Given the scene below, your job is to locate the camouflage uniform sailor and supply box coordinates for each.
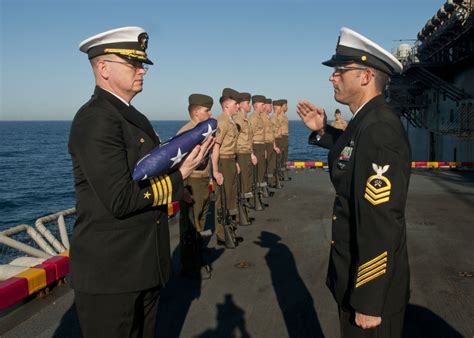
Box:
[234,92,257,207]
[297,27,410,337]
[272,100,284,182]
[249,95,268,196]
[176,94,213,276]
[280,99,290,180]
[263,98,279,187]
[211,88,242,247]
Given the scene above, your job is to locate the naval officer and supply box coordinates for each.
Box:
[69,27,213,337]
[297,27,411,337]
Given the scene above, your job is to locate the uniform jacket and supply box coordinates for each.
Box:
[263,113,274,144]
[234,110,254,154]
[309,95,411,316]
[281,115,289,136]
[68,87,184,294]
[215,113,238,157]
[249,112,265,144]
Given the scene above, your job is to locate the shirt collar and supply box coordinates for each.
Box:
[100,87,130,106]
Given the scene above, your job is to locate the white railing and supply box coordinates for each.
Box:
[0,208,76,281]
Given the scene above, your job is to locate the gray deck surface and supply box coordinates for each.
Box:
[1,170,473,338]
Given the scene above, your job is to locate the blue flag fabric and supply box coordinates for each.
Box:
[132,118,217,181]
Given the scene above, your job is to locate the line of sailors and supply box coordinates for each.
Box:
[177,88,290,279]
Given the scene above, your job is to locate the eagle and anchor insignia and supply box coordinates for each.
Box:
[364,164,391,205]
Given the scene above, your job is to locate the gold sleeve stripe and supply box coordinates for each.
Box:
[358,251,387,271]
[159,176,168,205]
[357,263,387,282]
[364,193,390,206]
[165,176,173,204]
[149,178,159,206]
[155,177,164,206]
[364,188,390,200]
[357,257,388,277]
[356,269,386,288]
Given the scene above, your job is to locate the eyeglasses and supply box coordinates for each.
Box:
[332,66,368,76]
[103,60,149,73]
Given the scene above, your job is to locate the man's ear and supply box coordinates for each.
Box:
[361,68,374,87]
[95,59,110,79]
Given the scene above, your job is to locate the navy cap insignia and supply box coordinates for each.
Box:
[364,163,391,205]
[138,32,148,50]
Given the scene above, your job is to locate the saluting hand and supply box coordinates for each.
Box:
[296,100,326,132]
[355,312,382,329]
[179,136,215,179]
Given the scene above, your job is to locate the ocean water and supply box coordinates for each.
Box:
[0,120,327,233]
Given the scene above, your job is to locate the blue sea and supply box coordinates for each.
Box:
[0,121,327,233]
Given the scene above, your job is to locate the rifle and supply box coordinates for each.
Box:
[237,171,251,225]
[263,150,274,197]
[252,165,264,211]
[217,184,236,249]
[274,152,283,189]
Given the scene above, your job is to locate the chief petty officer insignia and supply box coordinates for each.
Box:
[364,163,391,206]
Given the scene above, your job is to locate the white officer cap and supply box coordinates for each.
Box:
[323,27,403,75]
[79,26,153,65]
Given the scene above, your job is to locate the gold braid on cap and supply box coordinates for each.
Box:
[103,48,147,60]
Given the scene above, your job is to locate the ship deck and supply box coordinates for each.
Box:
[1,170,473,337]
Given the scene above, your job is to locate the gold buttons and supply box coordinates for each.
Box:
[156,220,160,225]
[139,138,145,144]
[332,215,337,221]
[331,240,335,245]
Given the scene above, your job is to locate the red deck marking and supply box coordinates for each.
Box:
[43,256,69,279]
[0,277,29,311]
[33,263,56,285]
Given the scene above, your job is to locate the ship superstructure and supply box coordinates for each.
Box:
[390,0,473,161]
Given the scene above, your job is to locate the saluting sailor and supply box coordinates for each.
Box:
[69,26,212,336]
[297,27,411,337]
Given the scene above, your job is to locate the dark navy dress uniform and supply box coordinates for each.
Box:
[309,95,411,336]
[69,86,184,336]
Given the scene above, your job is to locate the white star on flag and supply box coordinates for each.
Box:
[201,124,215,140]
[170,148,188,168]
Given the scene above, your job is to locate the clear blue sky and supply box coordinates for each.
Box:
[1,0,442,121]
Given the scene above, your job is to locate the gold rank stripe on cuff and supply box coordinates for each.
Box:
[149,175,173,207]
[356,269,386,288]
[355,251,388,288]
[358,251,387,271]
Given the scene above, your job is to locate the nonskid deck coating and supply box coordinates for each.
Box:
[1,170,473,337]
